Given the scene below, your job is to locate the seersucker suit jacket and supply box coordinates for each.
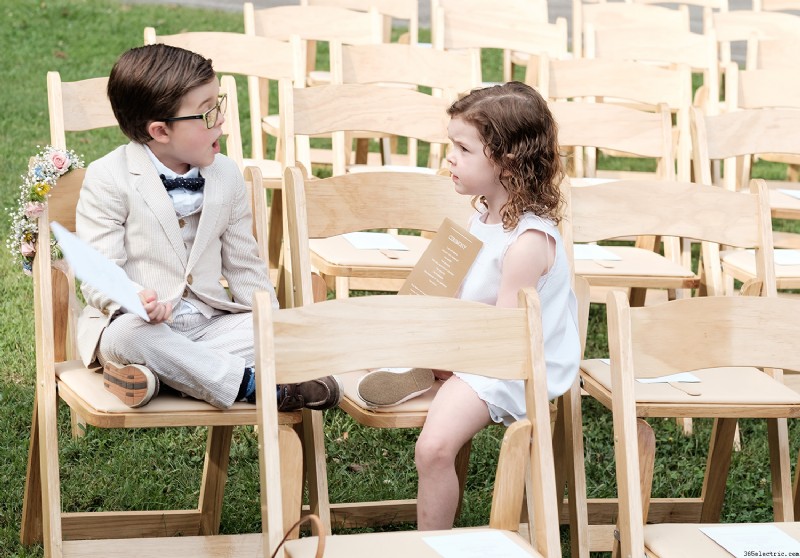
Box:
[75,142,272,366]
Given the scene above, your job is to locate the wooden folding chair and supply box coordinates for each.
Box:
[604,285,800,557]
[578,178,798,554]
[254,289,562,558]
[281,165,590,555]
[691,105,800,291]
[19,73,309,557]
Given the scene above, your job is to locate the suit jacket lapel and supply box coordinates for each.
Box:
[126,143,188,266]
[187,159,223,271]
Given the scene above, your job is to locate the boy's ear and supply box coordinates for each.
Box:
[147,120,171,144]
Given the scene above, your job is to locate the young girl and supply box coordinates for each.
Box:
[362,81,580,530]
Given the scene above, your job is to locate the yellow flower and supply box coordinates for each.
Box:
[34,182,51,196]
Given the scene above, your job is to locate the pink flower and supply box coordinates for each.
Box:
[49,151,71,175]
[20,241,36,257]
[24,201,45,219]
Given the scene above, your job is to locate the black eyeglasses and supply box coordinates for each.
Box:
[162,94,227,129]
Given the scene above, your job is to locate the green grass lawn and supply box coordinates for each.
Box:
[1,1,798,557]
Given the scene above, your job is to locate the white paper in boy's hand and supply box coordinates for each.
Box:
[51,222,149,322]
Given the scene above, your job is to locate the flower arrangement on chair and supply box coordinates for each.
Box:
[6,145,84,275]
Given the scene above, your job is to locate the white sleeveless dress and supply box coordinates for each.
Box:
[455,210,580,425]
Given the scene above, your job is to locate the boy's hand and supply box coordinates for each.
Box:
[139,289,172,324]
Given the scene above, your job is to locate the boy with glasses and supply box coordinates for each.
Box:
[75,44,341,411]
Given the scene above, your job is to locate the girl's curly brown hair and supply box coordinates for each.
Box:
[447,81,565,230]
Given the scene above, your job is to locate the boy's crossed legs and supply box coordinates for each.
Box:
[98,310,340,410]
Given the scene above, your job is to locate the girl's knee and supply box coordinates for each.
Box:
[415,430,457,472]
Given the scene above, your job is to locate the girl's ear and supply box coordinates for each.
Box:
[148,120,171,144]
[500,153,515,177]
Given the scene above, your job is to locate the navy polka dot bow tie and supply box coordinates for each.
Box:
[160,174,205,192]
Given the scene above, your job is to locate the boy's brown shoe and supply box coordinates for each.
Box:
[277,376,342,412]
[103,362,160,408]
[357,368,435,408]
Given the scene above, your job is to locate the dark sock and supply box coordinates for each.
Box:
[237,367,257,403]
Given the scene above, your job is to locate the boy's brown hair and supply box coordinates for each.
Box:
[107,44,216,143]
[447,81,565,230]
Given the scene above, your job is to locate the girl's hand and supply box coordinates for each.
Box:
[139,289,172,324]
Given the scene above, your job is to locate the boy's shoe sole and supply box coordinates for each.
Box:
[103,362,160,408]
[357,368,435,408]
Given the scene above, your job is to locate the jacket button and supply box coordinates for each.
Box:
[187,274,193,285]
[178,218,186,228]
[183,288,189,297]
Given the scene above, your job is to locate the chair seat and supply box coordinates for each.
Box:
[310,234,430,278]
[55,360,301,428]
[722,249,800,289]
[581,358,800,413]
[573,246,696,288]
[61,533,262,558]
[768,186,800,220]
[285,528,543,557]
[644,522,800,558]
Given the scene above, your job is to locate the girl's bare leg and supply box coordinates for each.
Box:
[415,375,491,530]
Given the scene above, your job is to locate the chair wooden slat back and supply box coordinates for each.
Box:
[550,101,675,179]
[622,294,800,377]
[539,56,692,180]
[283,166,474,307]
[280,80,450,175]
[727,64,800,110]
[48,72,117,149]
[588,26,719,115]
[334,42,480,95]
[746,35,800,69]
[711,10,800,65]
[301,0,419,44]
[254,289,562,558]
[434,6,568,61]
[574,2,690,58]
[691,106,800,189]
[754,0,800,12]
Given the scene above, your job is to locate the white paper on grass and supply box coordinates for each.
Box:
[700,524,800,558]
[573,244,622,261]
[51,222,149,321]
[597,360,701,384]
[342,231,410,251]
[423,531,533,558]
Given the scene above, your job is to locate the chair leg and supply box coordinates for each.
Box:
[35,383,65,557]
[198,425,234,535]
[279,424,304,538]
[454,439,472,521]
[561,382,590,558]
[302,409,332,535]
[699,417,737,522]
[767,417,794,522]
[793,446,800,520]
[612,419,655,558]
[20,397,43,546]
